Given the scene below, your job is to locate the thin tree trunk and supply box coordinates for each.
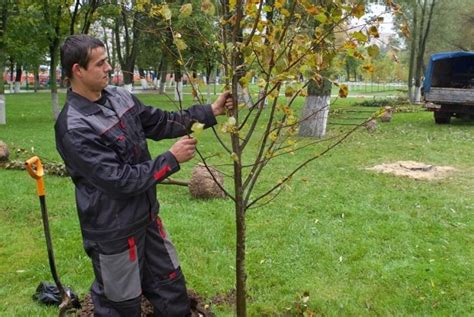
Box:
[408,4,418,102]
[414,0,436,104]
[34,67,40,92]
[159,57,167,94]
[174,68,183,102]
[232,0,246,314]
[14,64,21,93]
[50,45,61,118]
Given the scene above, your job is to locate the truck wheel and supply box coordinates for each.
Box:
[434,111,451,124]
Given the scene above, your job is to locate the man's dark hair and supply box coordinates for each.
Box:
[60,35,105,80]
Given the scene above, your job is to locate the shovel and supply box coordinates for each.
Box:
[25,156,75,316]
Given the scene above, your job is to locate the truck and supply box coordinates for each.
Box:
[423,51,474,124]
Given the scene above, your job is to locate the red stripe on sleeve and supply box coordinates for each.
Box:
[153,165,171,181]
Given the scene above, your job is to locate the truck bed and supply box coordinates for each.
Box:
[425,87,474,106]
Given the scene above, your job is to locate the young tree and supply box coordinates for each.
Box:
[139,1,389,315]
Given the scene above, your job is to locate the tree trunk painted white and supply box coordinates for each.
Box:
[408,85,414,103]
[299,95,330,138]
[140,78,148,90]
[153,78,158,89]
[51,92,60,119]
[174,81,183,101]
[14,81,20,93]
[414,85,422,104]
[159,79,166,94]
[124,83,133,93]
[0,94,5,124]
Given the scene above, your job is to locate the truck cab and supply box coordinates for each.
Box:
[423,51,474,124]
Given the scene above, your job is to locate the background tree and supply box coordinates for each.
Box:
[0,1,10,124]
[5,2,48,93]
[114,1,143,92]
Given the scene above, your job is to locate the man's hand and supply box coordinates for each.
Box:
[211,91,234,116]
[169,136,197,163]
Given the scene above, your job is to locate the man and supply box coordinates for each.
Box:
[55,34,233,316]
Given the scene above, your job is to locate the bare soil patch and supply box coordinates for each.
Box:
[77,289,214,316]
[366,161,457,180]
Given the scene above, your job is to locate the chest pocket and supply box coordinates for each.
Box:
[102,122,134,163]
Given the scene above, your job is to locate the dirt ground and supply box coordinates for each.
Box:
[366,161,457,180]
[77,289,215,316]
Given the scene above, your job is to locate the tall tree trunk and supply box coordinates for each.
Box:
[14,64,21,93]
[115,7,141,92]
[0,1,8,124]
[407,4,418,102]
[49,44,60,118]
[414,0,436,104]
[299,79,331,138]
[34,67,40,92]
[205,61,213,103]
[138,68,148,90]
[174,67,183,102]
[159,56,167,94]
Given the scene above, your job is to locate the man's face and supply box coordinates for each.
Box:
[78,46,112,92]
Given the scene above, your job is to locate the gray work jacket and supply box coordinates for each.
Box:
[55,86,216,241]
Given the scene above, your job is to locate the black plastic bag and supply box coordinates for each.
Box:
[32,281,81,309]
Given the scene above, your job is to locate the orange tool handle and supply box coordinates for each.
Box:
[25,156,45,196]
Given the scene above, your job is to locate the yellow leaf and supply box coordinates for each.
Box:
[400,24,410,37]
[363,64,375,73]
[179,3,193,17]
[191,122,205,136]
[174,38,188,51]
[306,5,320,16]
[269,131,278,141]
[201,0,215,15]
[338,84,349,98]
[280,8,290,17]
[368,26,379,38]
[275,0,285,9]
[352,3,365,19]
[160,4,172,20]
[285,86,295,97]
[227,116,236,127]
[230,152,239,163]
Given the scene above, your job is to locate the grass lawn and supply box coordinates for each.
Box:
[0,91,472,316]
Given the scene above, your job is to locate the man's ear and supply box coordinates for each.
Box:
[72,63,82,78]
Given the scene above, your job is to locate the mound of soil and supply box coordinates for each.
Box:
[77,289,214,316]
[366,161,457,180]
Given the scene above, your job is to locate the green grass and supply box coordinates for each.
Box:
[0,92,473,316]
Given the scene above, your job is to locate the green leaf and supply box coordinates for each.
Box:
[367,45,380,58]
[352,31,367,43]
[315,13,327,24]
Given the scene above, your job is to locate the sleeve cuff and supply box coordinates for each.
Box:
[153,151,180,182]
[203,104,218,128]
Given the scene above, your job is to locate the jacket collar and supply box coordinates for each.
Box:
[67,88,113,116]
